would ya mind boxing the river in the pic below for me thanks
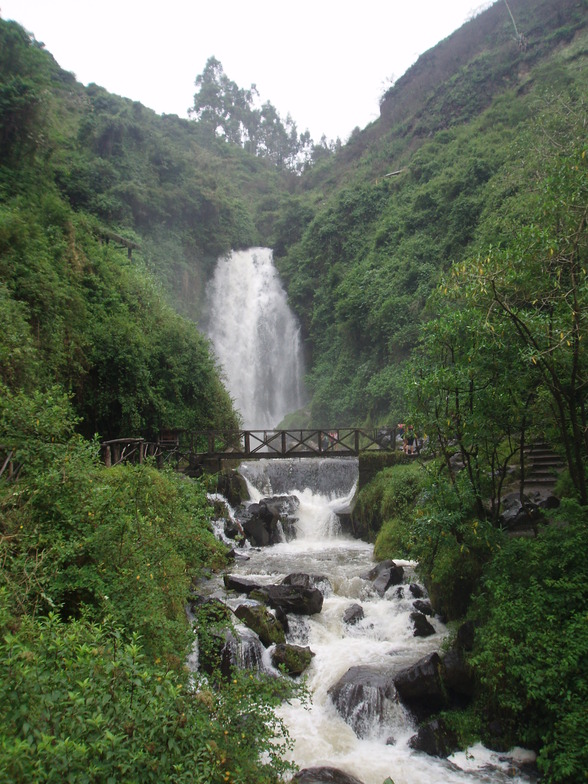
[208,457,536,784]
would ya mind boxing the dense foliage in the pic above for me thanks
[274,2,587,431]
[1,2,587,781]
[0,390,295,783]
[469,501,588,782]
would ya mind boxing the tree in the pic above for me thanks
[410,302,531,521]
[189,56,257,145]
[415,99,587,505]
[190,56,314,170]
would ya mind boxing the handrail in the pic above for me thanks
[100,428,398,466]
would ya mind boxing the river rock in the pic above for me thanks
[282,572,332,595]
[328,665,397,738]
[343,604,364,625]
[252,583,324,616]
[441,647,475,701]
[223,574,260,594]
[361,560,405,596]
[409,583,425,598]
[237,501,279,547]
[412,599,434,616]
[271,643,314,676]
[409,717,458,757]
[293,767,365,784]
[410,611,436,637]
[393,652,447,720]
[234,603,286,648]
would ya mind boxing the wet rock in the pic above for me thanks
[213,470,248,508]
[238,501,279,547]
[328,665,396,738]
[393,652,448,721]
[293,767,365,784]
[361,560,405,596]
[282,572,332,594]
[223,516,244,540]
[410,611,436,637]
[343,604,364,625]
[237,496,301,546]
[223,574,260,594]
[234,604,286,648]
[409,717,458,758]
[441,647,475,701]
[409,583,425,599]
[412,599,434,616]
[271,643,314,676]
[252,583,324,616]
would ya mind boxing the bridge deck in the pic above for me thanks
[101,428,397,467]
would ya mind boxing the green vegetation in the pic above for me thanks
[1,1,587,781]
[0,389,295,783]
[470,501,588,782]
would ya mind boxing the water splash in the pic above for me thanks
[206,247,306,428]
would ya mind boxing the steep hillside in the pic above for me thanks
[275,0,587,427]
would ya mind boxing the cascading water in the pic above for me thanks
[205,247,306,429]
[204,245,535,784]
[211,459,536,784]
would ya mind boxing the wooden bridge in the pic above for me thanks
[100,427,398,470]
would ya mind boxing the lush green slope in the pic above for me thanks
[275,0,587,428]
[0,18,262,438]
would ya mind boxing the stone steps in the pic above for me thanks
[522,442,565,488]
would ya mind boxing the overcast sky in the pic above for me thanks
[1,0,489,142]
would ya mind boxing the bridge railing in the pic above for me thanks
[187,427,398,459]
[100,428,398,468]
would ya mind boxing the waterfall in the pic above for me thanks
[206,247,306,429]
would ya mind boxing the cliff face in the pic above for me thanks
[378,0,586,133]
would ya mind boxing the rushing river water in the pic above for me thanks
[208,458,536,784]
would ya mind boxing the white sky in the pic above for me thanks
[1,0,488,143]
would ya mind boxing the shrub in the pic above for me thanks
[356,461,423,546]
[469,500,588,781]
[0,597,296,784]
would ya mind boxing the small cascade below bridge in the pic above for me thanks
[201,458,536,784]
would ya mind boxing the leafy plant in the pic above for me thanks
[469,500,588,782]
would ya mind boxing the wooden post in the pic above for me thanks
[103,445,111,467]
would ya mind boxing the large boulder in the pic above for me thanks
[361,560,404,596]
[412,599,434,616]
[293,768,365,784]
[237,496,301,546]
[271,643,314,677]
[410,611,436,637]
[409,717,458,758]
[234,603,286,648]
[237,501,279,547]
[252,583,324,616]
[328,665,396,738]
[393,652,447,721]
[342,604,365,625]
[441,647,475,702]
[282,572,332,595]
[223,574,260,594]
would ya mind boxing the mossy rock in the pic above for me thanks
[234,604,286,647]
[271,643,314,677]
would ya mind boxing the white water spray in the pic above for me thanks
[206,247,306,428]
[218,459,536,784]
